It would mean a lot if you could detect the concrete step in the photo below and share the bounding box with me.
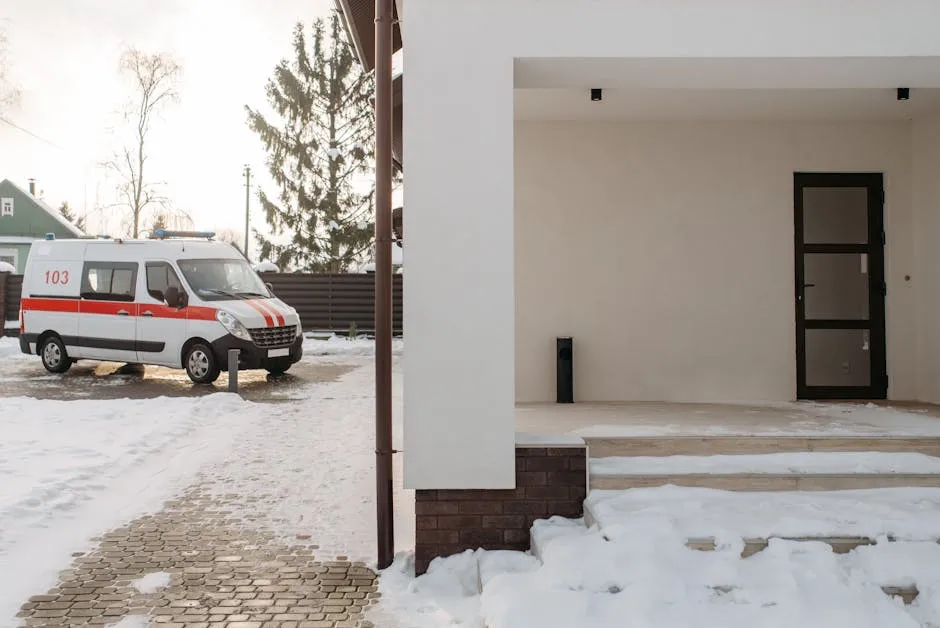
[583,485,940,540]
[530,520,925,605]
[589,452,940,491]
[584,436,940,458]
[590,472,940,491]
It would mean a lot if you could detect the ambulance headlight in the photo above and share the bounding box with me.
[217,310,252,341]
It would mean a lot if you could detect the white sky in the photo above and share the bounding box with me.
[1,0,336,243]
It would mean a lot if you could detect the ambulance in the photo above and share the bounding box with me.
[18,231,303,383]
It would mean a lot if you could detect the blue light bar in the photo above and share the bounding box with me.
[45,233,55,240]
[153,229,216,240]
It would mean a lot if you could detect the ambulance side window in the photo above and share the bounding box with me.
[146,262,183,301]
[81,262,138,302]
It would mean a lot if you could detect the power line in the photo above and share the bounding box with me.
[0,115,64,149]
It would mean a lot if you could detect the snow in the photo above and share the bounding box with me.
[196,360,412,563]
[374,512,940,628]
[107,616,149,628]
[253,260,279,273]
[132,571,172,594]
[0,393,263,623]
[590,452,940,476]
[0,336,27,359]
[568,401,940,437]
[586,486,940,542]
[0,261,15,273]
[302,334,404,358]
[3,319,17,330]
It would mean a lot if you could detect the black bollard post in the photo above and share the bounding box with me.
[228,349,239,393]
[557,337,573,403]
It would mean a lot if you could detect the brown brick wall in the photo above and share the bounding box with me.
[414,445,587,575]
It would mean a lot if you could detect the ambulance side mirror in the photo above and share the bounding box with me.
[164,286,184,308]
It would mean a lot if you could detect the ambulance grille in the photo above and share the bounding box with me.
[248,325,297,348]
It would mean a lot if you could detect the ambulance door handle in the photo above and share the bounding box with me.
[142,311,153,317]
[117,309,130,316]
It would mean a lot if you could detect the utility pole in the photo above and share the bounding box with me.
[243,165,252,260]
[374,0,395,571]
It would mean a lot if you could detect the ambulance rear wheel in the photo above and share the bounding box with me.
[185,343,220,384]
[40,335,72,374]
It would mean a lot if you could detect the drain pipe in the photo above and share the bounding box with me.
[374,0,396,571]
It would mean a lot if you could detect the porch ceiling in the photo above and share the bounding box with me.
[515,57,940,90]
[514,87,940,121]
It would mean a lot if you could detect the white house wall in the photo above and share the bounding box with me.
[515,120,916,403]
[914,112,940,404]
[404,0,940,489]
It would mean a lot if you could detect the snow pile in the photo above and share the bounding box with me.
[590,452,940,476]
[0,336,25,359]
[302,334,404,358]
[587,486,940,542]
[253,260,279,273]
[374,516,940,628]
[0,261,15,274]
[132,571,172,594]
[4,320,17,330]
[0,393,262,623]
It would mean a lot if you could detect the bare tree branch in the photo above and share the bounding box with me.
[0,19,20,113]
[103,46,182,238]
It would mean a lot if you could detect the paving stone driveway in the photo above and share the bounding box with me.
[15,487,378,628]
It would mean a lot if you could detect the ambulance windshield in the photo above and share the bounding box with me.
[177,258,272,301]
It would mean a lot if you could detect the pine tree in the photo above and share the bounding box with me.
[58,201,86,232]
[246,16,375,273]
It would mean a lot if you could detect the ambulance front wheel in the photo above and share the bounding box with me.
[40,335,73,374]
[185,343,220,385]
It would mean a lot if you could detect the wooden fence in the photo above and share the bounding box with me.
[0,272,401,336]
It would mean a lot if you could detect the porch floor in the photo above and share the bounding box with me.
[515,400,940,438]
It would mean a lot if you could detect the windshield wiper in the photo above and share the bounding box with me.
[202,288,243,299]
[236,291,269,298]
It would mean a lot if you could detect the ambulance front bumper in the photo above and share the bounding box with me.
[210,334,304,371]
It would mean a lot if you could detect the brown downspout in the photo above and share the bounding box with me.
[374,0,395,571]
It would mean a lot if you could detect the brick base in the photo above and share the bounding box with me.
[414,444,587,575]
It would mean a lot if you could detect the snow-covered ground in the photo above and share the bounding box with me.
[302,333,404,358]
[0,335,409,625]
[0,393,264,622]
[375,506,940,628]
[0,336,26,360]
[9,335,940,628]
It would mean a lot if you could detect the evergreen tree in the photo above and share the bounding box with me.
[246,16,374,273]
[58,201,86,232]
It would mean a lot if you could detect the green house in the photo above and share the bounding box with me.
[0,179,85,273]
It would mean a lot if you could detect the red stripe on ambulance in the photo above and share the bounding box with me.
[244,300,275,327]
[253,300,284,327]
[21,298,217,321]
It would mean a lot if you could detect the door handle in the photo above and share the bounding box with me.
[117,310,130,316]
[142,311,153,317]
[803,283,816,288]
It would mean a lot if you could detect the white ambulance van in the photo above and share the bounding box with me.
[18,231,303,383]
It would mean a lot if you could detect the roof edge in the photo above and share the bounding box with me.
[0,178,86,237]
[333,0,372,71]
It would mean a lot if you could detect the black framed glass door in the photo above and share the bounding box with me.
[794,172,887,399]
